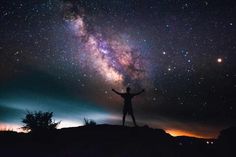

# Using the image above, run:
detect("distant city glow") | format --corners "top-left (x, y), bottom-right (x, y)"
top-left (165, 129), bottom-right (215, 139)
top-left (0, 123), bottom-right (23, 132)
top-left (58, 120), bottom-right (83, 128)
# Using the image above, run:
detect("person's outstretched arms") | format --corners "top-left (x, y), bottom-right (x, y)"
top-left (133, 89), bottom-right (145, 96)
top-left (112, 89), bottom-right (122, 95)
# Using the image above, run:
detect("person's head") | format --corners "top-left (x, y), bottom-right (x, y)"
top-left (126, 87), bottom-right (131, 93)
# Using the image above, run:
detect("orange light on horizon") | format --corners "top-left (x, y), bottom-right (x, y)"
top-left (0, 123), bottom-right (23, 132)
top-left (165, 129), bottom-right (215, 139)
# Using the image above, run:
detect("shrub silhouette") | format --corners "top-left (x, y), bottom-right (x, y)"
top-left (84, 118), bottom-right (96, 126)
top-left (22, 111), bottom-right (60, 132)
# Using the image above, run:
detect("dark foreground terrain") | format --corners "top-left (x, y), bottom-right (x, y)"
top-left (0, 125), bottom-right (235, 157)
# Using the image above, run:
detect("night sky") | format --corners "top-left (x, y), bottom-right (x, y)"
top-left (0, 0), bottom-right (235, 138)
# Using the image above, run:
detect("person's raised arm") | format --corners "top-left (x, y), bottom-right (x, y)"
top-left (112, 89), bottom-right (122, 95)
top-left (133, 89), bottom-right (145, 96)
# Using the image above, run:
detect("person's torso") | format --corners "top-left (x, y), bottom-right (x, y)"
top-left (122, 94), bottom-right (133, 105)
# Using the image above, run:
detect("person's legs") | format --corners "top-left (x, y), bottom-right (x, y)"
top-left (123, 110), bottom-right (127, 126)
top-left (130, 112), bottom-right (137, 127)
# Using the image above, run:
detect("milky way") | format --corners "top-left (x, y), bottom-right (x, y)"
top-left (63, 4), bottom-right (149, 88)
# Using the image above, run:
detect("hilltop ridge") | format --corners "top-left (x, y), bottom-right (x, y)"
top-left (0, 124), bottom-right (235, 157)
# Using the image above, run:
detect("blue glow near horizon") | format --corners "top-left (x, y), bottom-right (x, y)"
top-left (0, 91), bottom-right (113, 127)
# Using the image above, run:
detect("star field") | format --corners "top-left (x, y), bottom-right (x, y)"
top-left (0, 0), bottom-right (235, 138)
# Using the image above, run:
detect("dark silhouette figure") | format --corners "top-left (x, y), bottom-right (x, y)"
top-left (112, 87), bottom-right (144, 126)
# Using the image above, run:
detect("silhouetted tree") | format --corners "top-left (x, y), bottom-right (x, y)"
top-left (22, 111), bottom-right (60, 132)
top-left (84, 118), bottom-right (96, 126)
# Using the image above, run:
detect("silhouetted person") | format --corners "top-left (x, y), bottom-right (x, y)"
top-left (112, 87), bottom-right (144, 127)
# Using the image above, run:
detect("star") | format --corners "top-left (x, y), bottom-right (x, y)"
top-left (217, 58), bottom-right (223, 63)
